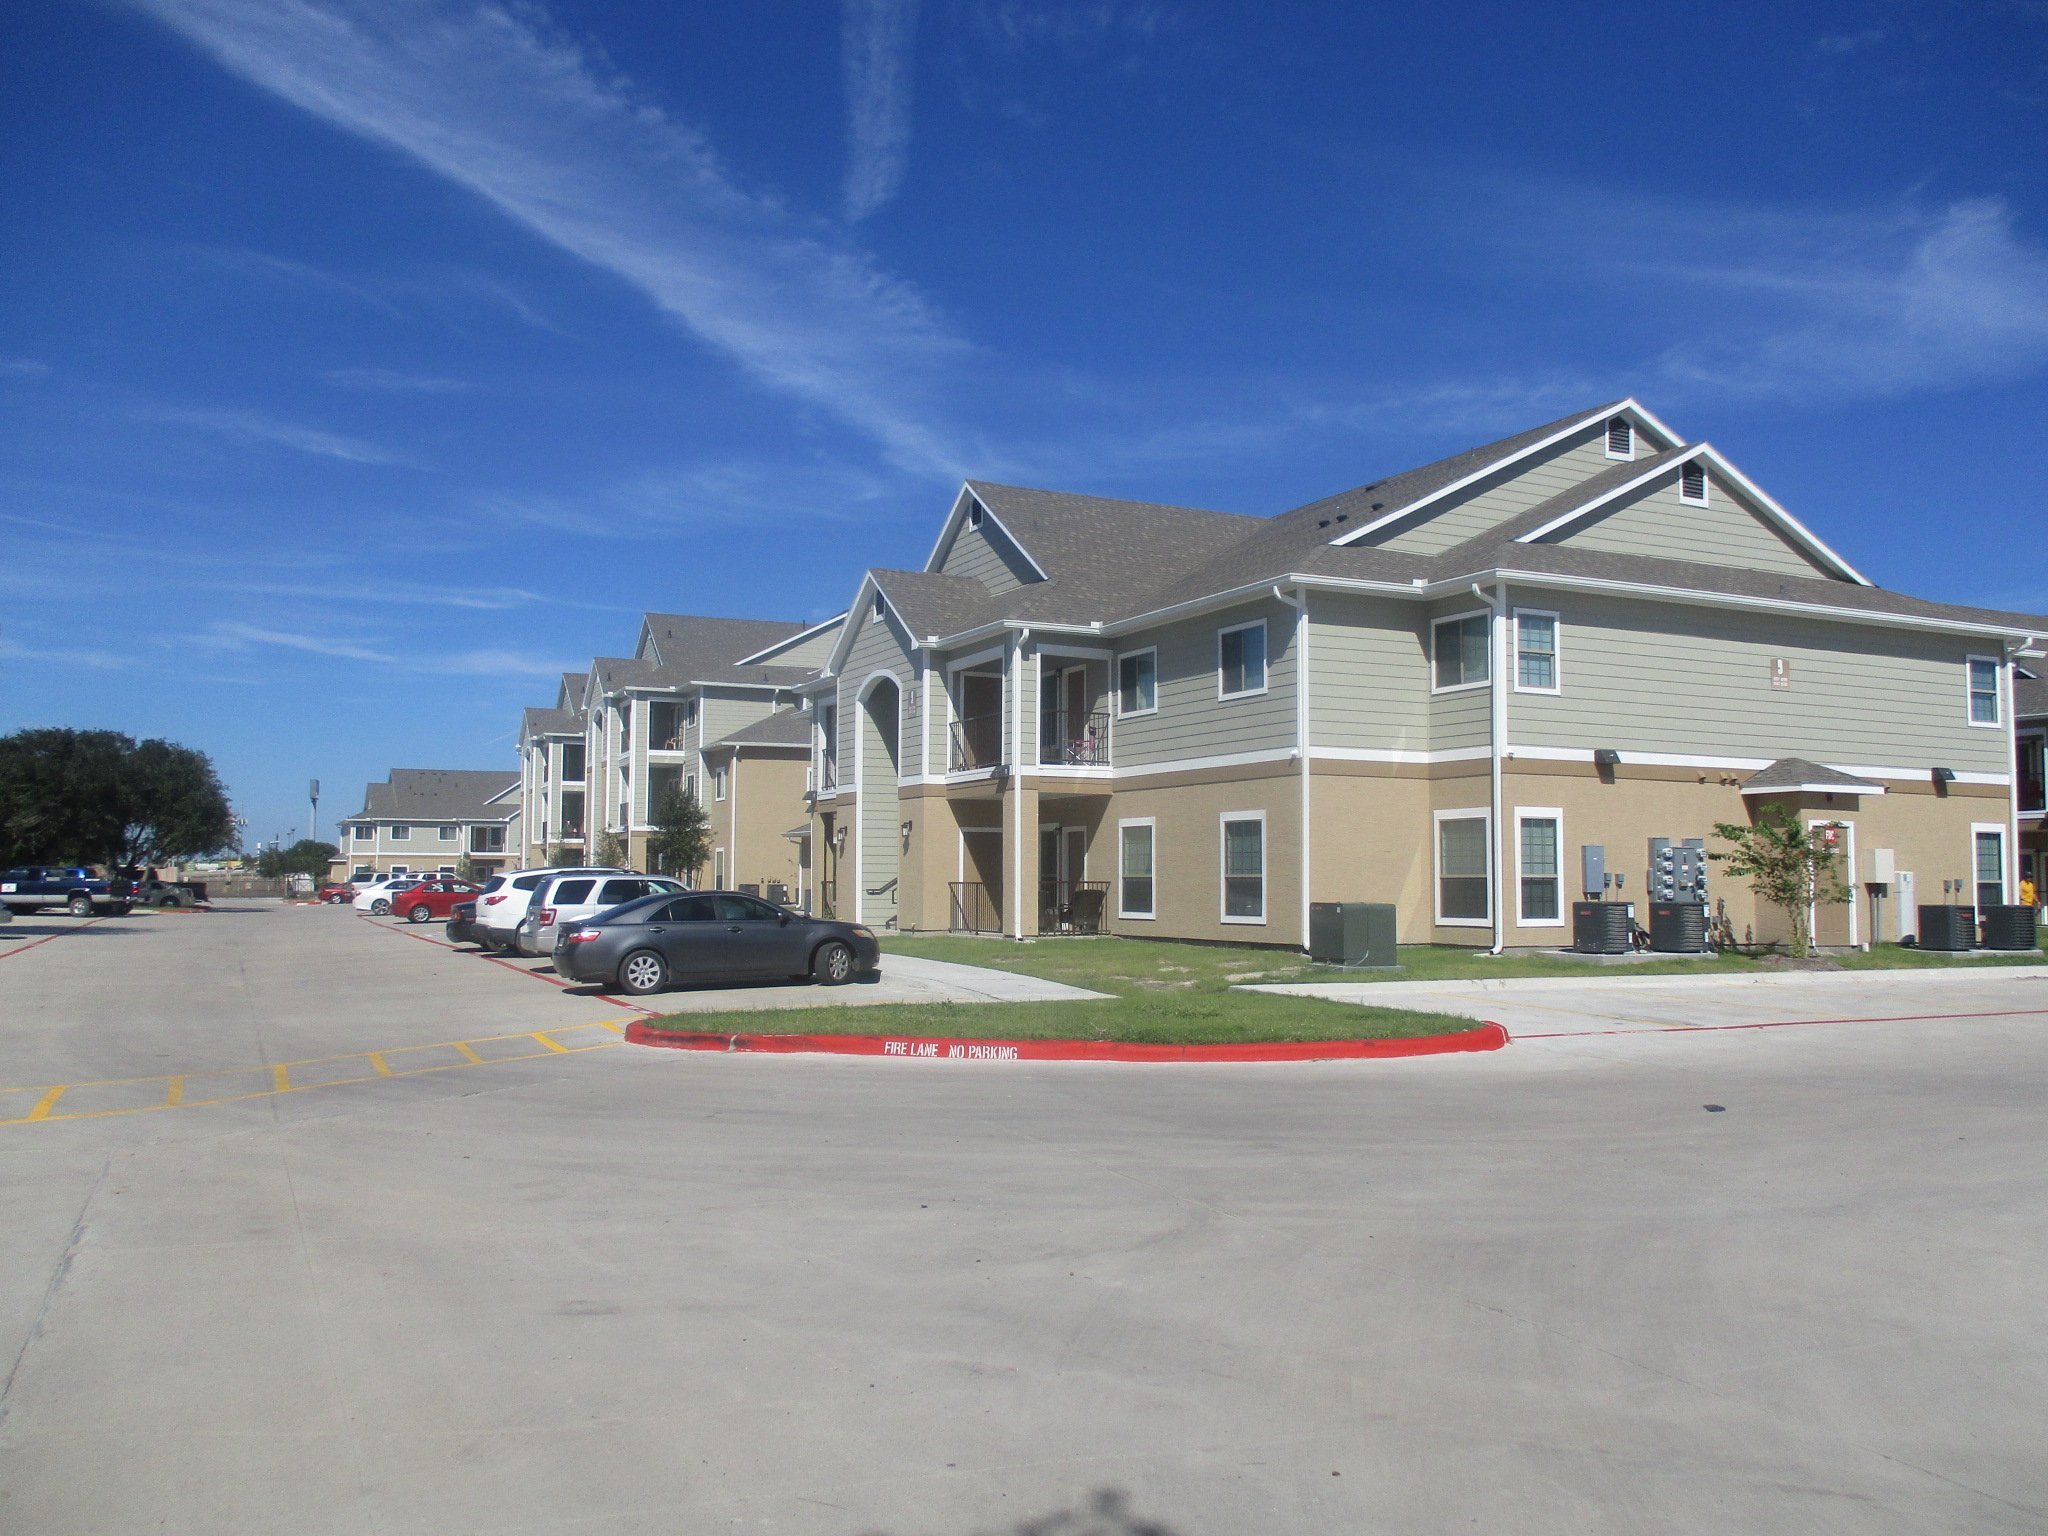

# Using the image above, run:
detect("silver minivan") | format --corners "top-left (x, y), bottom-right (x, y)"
top-left (516, 872), bottom-right (686, 957)
top-left (474, 866), bottom-right (626, 953)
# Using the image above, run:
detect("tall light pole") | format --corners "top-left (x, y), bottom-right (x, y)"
top-left (309, 779), bottom-right (320, 844)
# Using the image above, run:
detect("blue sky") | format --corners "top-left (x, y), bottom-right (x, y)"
top-left (3, 0), bottom-right (2045, 848)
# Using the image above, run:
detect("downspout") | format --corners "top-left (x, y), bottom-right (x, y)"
top-left (1011, 627), bottom-right (1032, 939)
top-left (1276, 584), bottom-right (1311, 952)
top-left (1473, 582), bottom-right (1507, 955)
top-left (2008, 637), bottom-right (2039, 903)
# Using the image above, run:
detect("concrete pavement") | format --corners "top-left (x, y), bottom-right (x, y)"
top-left (2, 905), bottom-right (2046, 1533)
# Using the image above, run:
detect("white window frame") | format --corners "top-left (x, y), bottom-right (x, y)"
top-left (1966, 655), bottom-right (2001, 728)
top-left (1511, 608), bottom-right (1561, 695)
top-left (389, 824), bottom-right (411, 842)
top-left (1430, 610), bottom-right (1492, 695)
top-left (1605, 417), bottom-right (1635, 461)
top-left (1678, 461), bottom-right (1710, 506)
top-left (1513, 807), bottom-right (1566, 928)
top-left (1970, 822), bottom-right (2009, 913)
top-left (353, 824), bottom-right (374, 842)
top-left (1219, 810), bottom-right (1267, 925)
top-left (1117, 817), bottom-right (1156, 921)
top-left (714, 766), bottom-right (727, 801)
top-left (1433, 808), bottom-right (1492, 928)
top-left (2020, 728), bottom-right (2046, 817)
top-left (1216, 620), bottom-right (1269, 701)
top-left (713, 847), bottom-right (726, 889)
top-left (1115, 647), bottom-right (1158, 718)
top-left (438, 824), bottom-right (458, 841)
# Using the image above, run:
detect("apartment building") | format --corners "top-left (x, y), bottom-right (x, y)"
top-left (565, 612), bottom-right (843, 876)
top-left (517, 671), bottom-right (588, 866)
top-left (2020, 673), bottom-right (2046, 897)
top-left (800, 399), bottom-right (2045, 950)
top-left (336, 769), bottom-right (521, 882)
top-left (700, 707), bottom-right (812, 904)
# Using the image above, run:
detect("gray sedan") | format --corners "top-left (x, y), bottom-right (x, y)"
top-left (552, 891), bottom-right (880, 996)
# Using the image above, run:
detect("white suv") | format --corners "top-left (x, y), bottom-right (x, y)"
top-left (515, 873), bottom-right (686, 957)
top-left (474, 866), bottom-right (625, 953)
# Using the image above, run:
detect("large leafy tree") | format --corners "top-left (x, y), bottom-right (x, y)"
top-left (256, 839), bottom-right (339, 879)
top-left (647, 784), bottom-right (711, 883)
top-left (0, 728), bottom-right (236, 871)
top-left (1710, 803), bottom-right (1850, 959)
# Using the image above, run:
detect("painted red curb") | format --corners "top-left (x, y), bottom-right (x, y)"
top-left (0, 916), bottom-right (109, 959)
top-left (623, 1020), bottom-right (1510, 1063)
top-left (361, 913), bottom-right (660, 1014)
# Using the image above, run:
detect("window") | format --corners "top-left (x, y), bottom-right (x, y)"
top-left (683, 699), bottom-right (698, 727)
top-left (1514, 610), bottom-right (1558, 692)
top-left (561, 743), bottom-right (585, 781)
top-left (870, 592), bottom-right (886, 624)
top-left (1432, 612), bottom-right (1491, 692)
top-left (438, 825), bottom-right (457, 841)
top-left (713, 849), bottom-right (726, 888)
top-left (660, 894), bottom-right (717, 923)
top-left (713, 767), bottom-right (727, 801)
top-left (1117, 649), bottom-right (1157, 716)
top-left (1968, 657), bottom-right (2000, 726)
top-left (553, 879), bottom-right (595, 905)
top-left (389, 824), bottom-right (411, 842)
top-left (1516, 811), bottom-right (1563, 926)
top-left (1218, 621), bottom-right (1267, 699)
top-left (353, 824), bottom-right (373, 841)
top-left (2021, 732), bottom-right (2045, 815)
top-left (351, 866), bottom-right (372, 882)
top-left (1221, 814), bottom-right (1265, 923)
top-left (1974, 826), bottom-right (2007, 911)
top-left (1679, 461), bottom-right (1709, 505)
top-left (1606, 417), bottom-right (1634, 460)
top-left (1118, 819), bottom-right (1155, 919)
top-left (1436, 810), bottom-right (1491, 925)
top-left (967, 501), bottom-right (984, 530)
top-left (597, 878), bottom-right (656, 906)
top-left (470, 826), bottom-right (506, 853)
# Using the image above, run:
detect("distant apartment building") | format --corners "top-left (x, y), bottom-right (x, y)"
top-left (518, 672), bottom-right (589, 865)
top-left (335, 769), bottom-right (521, 882)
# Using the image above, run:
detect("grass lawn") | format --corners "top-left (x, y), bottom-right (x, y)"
top-left (639, 936), bottom-right (1476, 1044)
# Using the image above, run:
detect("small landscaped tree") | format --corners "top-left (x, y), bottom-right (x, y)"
top-left (593, 829), bottom-right (628, 869)
top-left (647, 784), bottom-right (711, 884)
top-left (1710, 804), bottom-right (1850, 959)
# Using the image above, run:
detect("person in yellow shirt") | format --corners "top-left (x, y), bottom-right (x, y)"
top-left (2022, 872), bottom-right (2040, 910)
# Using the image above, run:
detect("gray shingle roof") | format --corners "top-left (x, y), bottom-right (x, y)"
top-left (2017, 672), bottom-right (2046, 720)
top-left (521, 705), bottom-right (580, 739)
top-left (872, 569), bottom-right (1006, 639)
top-left (707, 708), bottom-right (811, 751)
top-left (355, 769), bottom-right (519, 822)
top-left (639, 613), bottom-right (815, 689)
top-left (1740, 758), bottom-right (1886, 795)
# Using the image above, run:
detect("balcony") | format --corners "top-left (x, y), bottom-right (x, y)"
top-left (949, 713), bottom-right (1006, 773)
top-left (1039, 709), bottom-right (1109, 768)
top-left (948, 879), bottom-right (1110, 935)
top-left (808, 758), bottom-right (840, 797)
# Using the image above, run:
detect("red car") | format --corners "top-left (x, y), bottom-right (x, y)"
top-left (391, 879), bottom-right (483, 923)
top-left (316, 883), bottom-right (355, 904)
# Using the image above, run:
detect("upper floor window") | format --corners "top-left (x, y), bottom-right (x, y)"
top-left (1968, 657), bottom-right (2001, 726)
top-left (714, 766), bottom-right (727, 801)
top-left (1513, 611), bottom-right (1559, 693)
top-left (353, 824), bottom-right (374, 841)
top-left (1432, 611), bottom-right (1491, 692)
top-left (1218, 621), bottom-right (1267, 699)
top-left (438, 825), bottom-right (457, 841)
top-left (1605, 417), bottom-right (1634, 460)
top-left (389, 824), bottom-right (411, 841)
top-left (684, 699), bottom-right (698, 727)
top-left (967, 501), bottom-right (984, 530)
top-left (1679, 461), bottom-right (1709, 505)
top-left (2018, 731), bottom-right (2044, 815)
top-left (1117, 649), bottom-right (1157, 716)
top-left (870, 592), bottom-right (886, 624)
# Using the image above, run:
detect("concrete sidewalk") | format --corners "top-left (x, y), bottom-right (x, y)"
top-left (1243, 964), bottom-right (2048, 1037)
top-left (614, 951), bottom-right (1109, 1013)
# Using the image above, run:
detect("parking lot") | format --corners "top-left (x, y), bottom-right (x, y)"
top-left (3, 903), bottom-right (2047, 1534)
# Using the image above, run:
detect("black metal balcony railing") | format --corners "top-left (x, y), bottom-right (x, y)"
top-left (949, 712), bottom-right (1007, 773)
top-left (809, 759), bottom-right (839, 796)
top-left (950, 881), bottom-right (1002, 934)
top-left (1040, 880), bottom-right (1110, 935)
top-left (1039, 709), bottom-right (1110, 767)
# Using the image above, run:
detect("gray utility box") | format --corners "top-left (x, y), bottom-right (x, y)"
top-left (1308, 903), bottom-right (1398, 968)
top-left (1572, 901), bottom-right (1631, 955)
top-left (1917, 905), bottom-right (1975, 951)
top-left (1648, 901), bottom-right (1708, 953)
top-left (1980, 905), bottom-right (2040, 951)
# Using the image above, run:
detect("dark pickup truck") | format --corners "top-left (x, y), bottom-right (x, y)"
top-left (0, 866), bottom-right (137, 917)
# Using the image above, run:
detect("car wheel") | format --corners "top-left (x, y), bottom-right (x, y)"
top-left (370, 899), bottom-right (391, 916)
top-left (408, 903), bottom-right (432, 924)
top-left (812, 940), bottom-right (855, 985)
top-left (618, 948), bottom-right (668, 996)
top-left (67, 895), bottom-right (92, 918)
top-left (161, 894), bottom-right (181, 908)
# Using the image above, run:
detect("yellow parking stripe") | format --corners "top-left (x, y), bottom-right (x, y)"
top-left (0, 1020), bottom-right (629, 1128)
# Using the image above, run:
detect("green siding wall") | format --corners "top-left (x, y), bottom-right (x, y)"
top-left (835, 608), bottom-right (918, 769)
top-left (1110, 596), bottom-right (1298, 769)
top-left (745, 619), bottom-right (844, 670)
top-left (1506, 590), bottom-right (2010, 773)
top-left (1545, 465), bottom-right (1836, 579)
top-left (1373, 423), bottom-right (1624, 556)
top-left (937, 518), bottom-right (1039, 594)
top-left (1306, 592), bottom-right (1429, 752)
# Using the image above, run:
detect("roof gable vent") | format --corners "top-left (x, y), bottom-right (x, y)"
top-left (1606, 418), bottom-right (1635, 460)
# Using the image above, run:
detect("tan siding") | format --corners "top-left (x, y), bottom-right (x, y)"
top-left (1374, 423), bottom-right (1620, 555)
top-left (1110, 596), bottom-right (1299, 769)
top-left (1307, 593), bottom-right (1429, 751)
top-left (1548, 465), bottom-right (1835, 578)
top-left (1506, 591), bottom-right (2010, 773)
top-left (936, 519), bottom-right (1038, 593)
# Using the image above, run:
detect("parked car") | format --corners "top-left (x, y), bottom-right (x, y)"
top-left (352, 876), bottom-right (425, 915)
top-left (0, 866), bottom-right (135, 917)
top-left (131, 877), bottom-right (209, 909)
top-left (553, 890), bottom-right (879, 996)
top-left (474, 866), bottom-right (626, 953)
top-left (393, 879), bottom-right (483, 924)
top-left (515, 873), bottom-right (686, 957)
top-left (316, 883), bottom-right (355, 904)
top-left (445, 899), bottom-right (479, 947)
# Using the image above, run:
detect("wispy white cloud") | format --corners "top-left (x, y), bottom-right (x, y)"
top-left (322, 366), bottom-right (475, 393)
top-left (0, 637), bottom-right (130, 670)
top-left (841, 0), bottom-right (919, 222)
top-left (129, 0), bottom-right (977, 474)
top-left (0, 357), bottom-right (52, 378)
top-left (189, 245), bottom-right (408, 316)
top-left (145, 404), bottom-right (413, 466)
top-left (193, 620), bottom-right (576, 677)
top-left (201, 621), bottom-right (395, 662)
